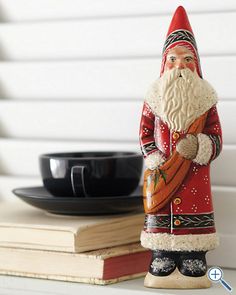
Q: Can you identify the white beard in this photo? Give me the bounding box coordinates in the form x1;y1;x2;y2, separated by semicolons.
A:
145;68;218;132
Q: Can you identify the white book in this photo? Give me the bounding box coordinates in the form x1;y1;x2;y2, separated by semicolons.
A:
0;243;151;285
0;203;144;253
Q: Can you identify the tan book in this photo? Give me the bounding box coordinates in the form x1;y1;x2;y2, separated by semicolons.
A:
0;203;144;253
0;243;151;285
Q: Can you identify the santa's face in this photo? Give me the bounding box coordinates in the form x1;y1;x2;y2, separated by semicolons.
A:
164;46;196;73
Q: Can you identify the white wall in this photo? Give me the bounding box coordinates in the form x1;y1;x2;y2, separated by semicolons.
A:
0;0;235;268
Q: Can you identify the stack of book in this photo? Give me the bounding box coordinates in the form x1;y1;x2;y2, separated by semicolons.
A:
0;203;151;285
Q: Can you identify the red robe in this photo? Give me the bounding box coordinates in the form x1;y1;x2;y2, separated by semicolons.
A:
139;102;222;252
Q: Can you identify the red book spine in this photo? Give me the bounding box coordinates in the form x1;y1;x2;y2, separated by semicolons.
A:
103;250;152;280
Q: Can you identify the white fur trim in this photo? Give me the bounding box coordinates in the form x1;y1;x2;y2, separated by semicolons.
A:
140;231;219;252
176;134;198;160
144;151;165;170
193;133;213;165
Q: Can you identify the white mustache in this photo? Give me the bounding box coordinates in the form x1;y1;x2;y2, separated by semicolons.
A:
161;68;197;88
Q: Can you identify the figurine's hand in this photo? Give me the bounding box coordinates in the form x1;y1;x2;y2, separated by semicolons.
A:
176;134;198;160
144;151;166;170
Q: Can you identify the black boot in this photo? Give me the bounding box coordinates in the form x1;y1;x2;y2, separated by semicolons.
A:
149;250;179;276
178;251;207;277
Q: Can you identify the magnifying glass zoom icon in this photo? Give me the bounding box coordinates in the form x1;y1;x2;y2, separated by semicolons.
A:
208;267;233;292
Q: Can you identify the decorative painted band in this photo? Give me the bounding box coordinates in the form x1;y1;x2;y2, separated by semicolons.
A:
144;212;215;229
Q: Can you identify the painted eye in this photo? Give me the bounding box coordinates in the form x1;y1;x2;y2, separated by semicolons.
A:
185;57;193;62
169;56;176;63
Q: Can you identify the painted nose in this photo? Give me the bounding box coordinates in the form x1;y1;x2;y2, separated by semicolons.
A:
175;61;185;69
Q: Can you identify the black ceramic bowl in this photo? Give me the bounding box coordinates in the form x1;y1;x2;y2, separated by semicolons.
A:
39;151;143;198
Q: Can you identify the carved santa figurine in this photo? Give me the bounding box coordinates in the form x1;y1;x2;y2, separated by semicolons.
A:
139;6;222;289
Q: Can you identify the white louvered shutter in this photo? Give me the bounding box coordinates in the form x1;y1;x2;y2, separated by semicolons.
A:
0;0;235;268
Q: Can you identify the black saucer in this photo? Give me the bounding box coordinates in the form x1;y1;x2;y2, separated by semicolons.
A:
12;186;143;215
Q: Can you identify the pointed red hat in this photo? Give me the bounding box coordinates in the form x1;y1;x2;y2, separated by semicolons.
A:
160;6;202;77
